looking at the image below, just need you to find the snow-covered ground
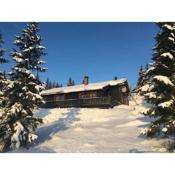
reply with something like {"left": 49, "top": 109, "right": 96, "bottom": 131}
{"left": 16, "top": 94, "right": 169, "bottom": 153}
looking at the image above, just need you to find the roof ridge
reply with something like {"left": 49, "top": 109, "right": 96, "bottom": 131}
{"left": 42, "top": 78, "right": 127, "bottom": 95}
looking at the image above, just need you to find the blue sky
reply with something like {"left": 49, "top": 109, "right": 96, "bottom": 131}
{"left": 0, "top": 22, "right": 158, "bottom": 88}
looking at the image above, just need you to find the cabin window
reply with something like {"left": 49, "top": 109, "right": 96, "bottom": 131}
{"left": 89, "top": 92, "right": 97, "bottom": 98}
{"left": 79, "top": 92, "right": 97, "bottom": 99}
{"left": 55, "top": 94, "right": 65, "bottom": 101}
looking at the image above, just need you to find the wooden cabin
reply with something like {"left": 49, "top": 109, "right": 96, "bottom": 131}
{"left": 41, "top": 76, "right": 130, "bottom": 108}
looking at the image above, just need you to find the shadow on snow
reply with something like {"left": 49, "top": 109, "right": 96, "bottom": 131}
{"left": 34, "top": 108, "right": 80, "bottom": 146}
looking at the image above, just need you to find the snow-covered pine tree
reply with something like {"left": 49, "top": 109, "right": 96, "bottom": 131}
{"left": 137, "top": 65, "right": 144, "bottom": 88}
{"left": 0, "top": 23, "right": 47, "bottom": 151}
{"left": 143, "top": 22, "right": 175, "bottom": 137}
{"left": 138, "top": 64, "right": 151, "bottom": 95}
{"left": 0, "top": 34, "right": 7, "bottom": 64}
{"left": 135, "top": 64, "right": 149, "bottom": 94}
{"left": 0, "top": 33, "right": 9, "bottom": 106}
{"left": 145, "top": 63, "right": 149, "bottom": 70}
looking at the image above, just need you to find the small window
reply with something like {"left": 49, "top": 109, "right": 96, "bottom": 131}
{"left": 55, "top": 94, "right": 65, "bottom": 101}
{"left": 79, "top": 92, "right": 97, "bottom": 99}
{"left": 44, "top": 95, "right": 53, "bottom": 101}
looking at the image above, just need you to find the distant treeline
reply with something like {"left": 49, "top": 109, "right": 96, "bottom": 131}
{"left": 45, "top": 76, "right": 119, "bottom": 90}
{"left": 45, "top": 77, "right": 76, "bottom": 89}
{"left": 45, "top": 78, "right": 63, "bottom": 89}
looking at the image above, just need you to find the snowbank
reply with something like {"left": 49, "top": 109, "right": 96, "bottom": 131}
{"left": 14, "top": 94, "right": 168, "bottom": 153}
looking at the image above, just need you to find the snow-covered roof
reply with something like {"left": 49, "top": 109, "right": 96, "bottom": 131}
{"left": 41, "top": 78, "right": 127, "bottom": 95}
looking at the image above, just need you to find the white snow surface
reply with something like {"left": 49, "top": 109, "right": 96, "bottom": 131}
{"left": 10, "top": 122, "right": 24, "bottom": 149}
{"left": 140, "top": 84, "right": 150, "bottom": 92}
{"left": 140, "top": 83, "right": 154, "bottom": 92}
{"left": 15, "top": 94, "right": 169, "bottom": 153}
{"left": 158, "top": 100, "right": 174, "bottom": 108}
{"left": 8, "top": 102, "right": 22, "bottom": 116}
{"left": 162, "top": 128, "right": 168, "bottom": 132}
{"left": 13, "top": 57, "right": 24, "bottom": 63}
{"left": 154, "top": 75, "right": 174, "bottom": 86}
{"left": 161, "top": 52, "right": 173, "bottom": 59}
{"left": 36, "top": 45, "right": 45, "bottom": 49}
{"left": 145, "top": 66, "right": 155, "bottom": 74}
{"left": 168, "top": 37, "right": 175, "bottom": 42}
{"left": 41, "top": 78, "right": 127, "bottom": 95}
{"left": 145, "top": 92, "right": 157, "bottom": 99}
{"left": 163, "top": 24, "right": 175, "bottom": 31}
{"left": 28, "top": 133, "right": 38, "bottom": 143}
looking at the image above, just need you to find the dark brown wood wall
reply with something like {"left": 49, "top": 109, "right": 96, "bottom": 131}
{"left": 42, "top": 84, "right": 129, "bottom": 107}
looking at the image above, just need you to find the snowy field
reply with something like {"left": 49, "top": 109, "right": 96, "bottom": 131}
{"left": 15, "top": 95, "right": 169, "bottom": 153}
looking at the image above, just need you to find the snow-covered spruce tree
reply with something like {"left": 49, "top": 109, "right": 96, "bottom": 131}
{"left": 143, "top": 22, "right": 175, "bottom": 137}
{"left": 136, "top": 65, "right": 144, "bottom": 88}
{"left": 136, "top": 64, "right": 150, "bottom": 93}
{"left": 0, "top": 33, "right": 9, "bottom": 105}
{"left": 0, "top": 23, "right": 47, "bottom": 151}
{"left": 135, "top": 64, "right": 149, "bottom": 94}
{"left": 0, "top": 33, "right": 9, "bottom": 151}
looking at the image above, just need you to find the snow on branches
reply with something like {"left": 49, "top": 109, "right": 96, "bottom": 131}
{"left": 162, "top": 24, "right": 175, "bottom": 31}
{"left": 153, "top": 75, "right": 174, "bottom": 86}
{"left": 140, "top": 22, "right": 175, "bottom": 137}
{"left": 160, "top": 52, "right": 173, "bottom": 59}
{"left": 158, "top": 100, "right": 174, "bottom": 108}
{"left": 0, "top": 23, "right": 47, "bottom": 151}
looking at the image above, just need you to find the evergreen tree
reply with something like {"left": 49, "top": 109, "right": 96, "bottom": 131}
{"left": 45, "top": 78, "right": 52, "bottom": 89}
{"left": 0, "top": 34, "right": 7, "bottom": 64}
{"left": 114, "top": 76, "right": 118, "bottom": 80}
{"left": 0, "top": 23, "right": 47, "bottom": 151}
{"left": 72, "top": 80, "right": 75, "bottom": 86}
{"left": 48, "top": 79, "right": 52, "bottom": 89}
{"left": 145, "top": 63, "right": 149, "bottom": 70}
{"left": 135, "top": 63, "right": 150, "bottom": 94}
{"left": 0, "top": 33, "right": 9, "bottom": 105}
{"left": 45, "top": 77, "right": 50, "bottom": 89}
{"left": 55, "top": 82, "right": 61, "bottom": 87}
{"left": 52, "top": 81, "right": 56, "bottom": 88}
{"left": 55, "top": 82, "right": 59, "bottom": 87}
{"left": 45, "top": 78, "right": 62, "bottom": 89}
{"left": 67, "top": 77, "right": 75, "bottom": 86}
{"left": 137, "top": 65, "right": 144, "bottom": 87}
{"left": 36, "top": 73, "right": 40, "bottom": 84}
{"left": 143, "top": 22, "right": 175, "bottom": 137}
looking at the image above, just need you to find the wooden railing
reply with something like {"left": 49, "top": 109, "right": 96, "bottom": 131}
{"left": 43, "top": 96, "right": 115, "bottom": 108}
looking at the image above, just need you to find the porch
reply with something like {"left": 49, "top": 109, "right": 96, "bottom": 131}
{"left": 42, "top": 96, "right": 118, "bottom": 108}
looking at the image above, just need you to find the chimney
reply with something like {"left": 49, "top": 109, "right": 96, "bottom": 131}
{"left": 83, "top": 76, "right": 89, "bottom": 85}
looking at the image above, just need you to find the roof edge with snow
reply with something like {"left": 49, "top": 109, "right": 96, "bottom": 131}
{"left": 41, "top": 78, "right": 128, "bottom": 96}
